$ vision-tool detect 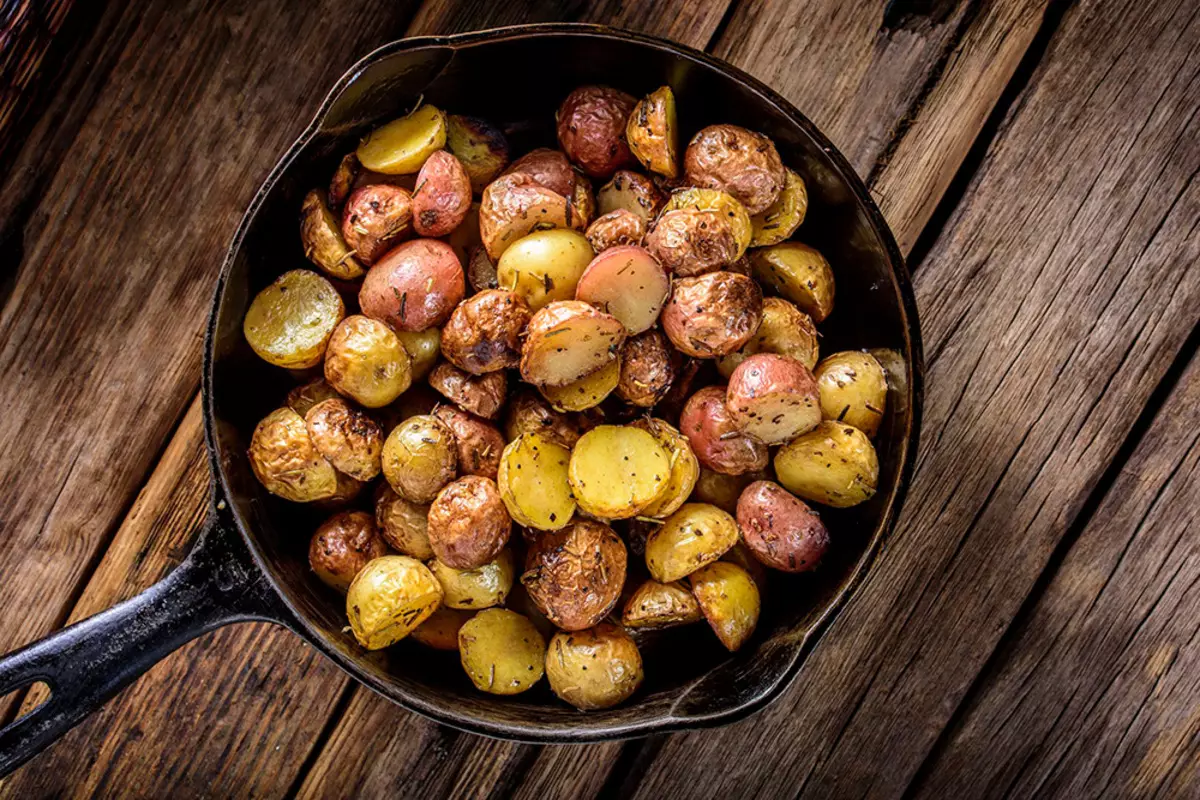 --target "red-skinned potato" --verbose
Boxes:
[428,361,506,419]
[440,289,531,374]
[736,480,829,572]
[433,405,505,481]
[479,173,584,262]
[520,300,626,387]
[556,86,637,179]
[427,475,512,569]
[504,148,576,197]
[684,124,785,215]
[644,208,738,277]
[726,353,822,445]
[412,150,472,237]
[597,170,666,223]
[680,385,768,475]
[661,271,763,358]
[574,245,669,335]
[308,510,388,592]
[615,329,677,407]
[341,184,413,265]
[359,239,465,332]
[585,209,646,252]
